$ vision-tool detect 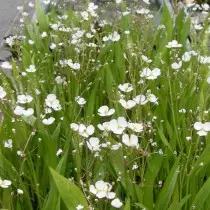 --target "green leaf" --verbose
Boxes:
[190,176,210,210]
[49,167,88,210]
[35,0,49,32]
[157,126,173,153]
[155,158,180,210]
